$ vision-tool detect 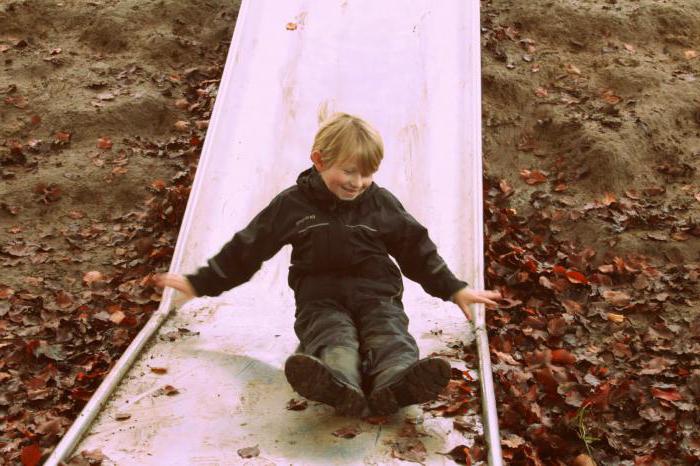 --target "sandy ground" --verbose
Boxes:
[1,0,699,464]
